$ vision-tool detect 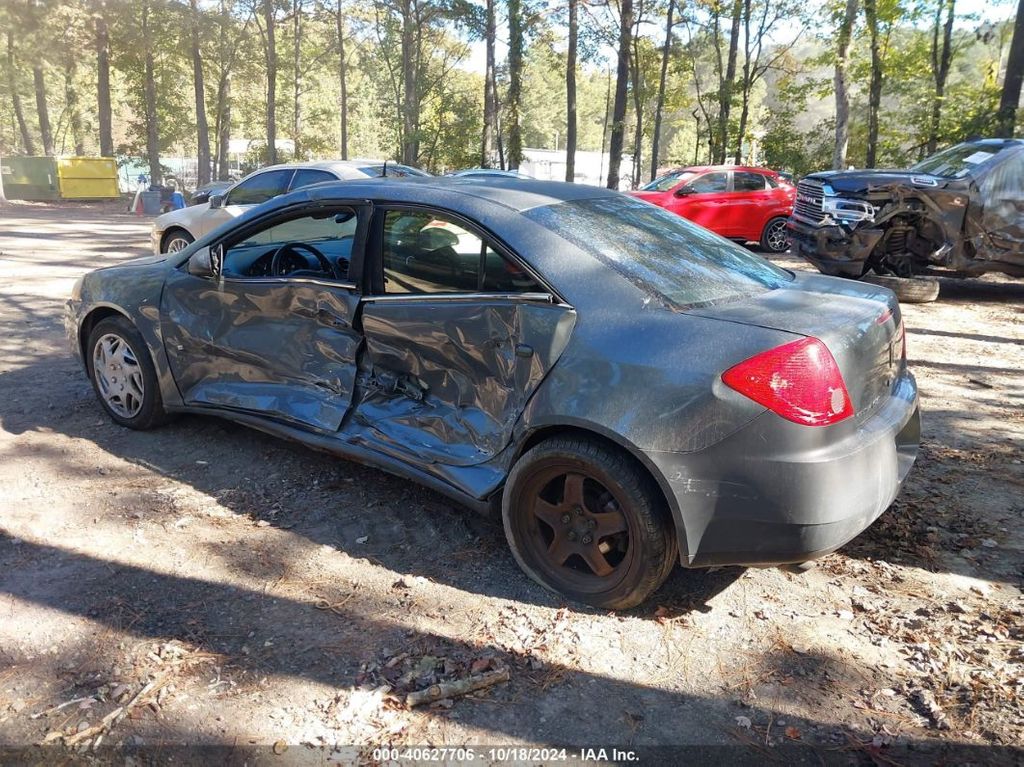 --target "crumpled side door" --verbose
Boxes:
[348,297,576,467]
[976,148,1024,262]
